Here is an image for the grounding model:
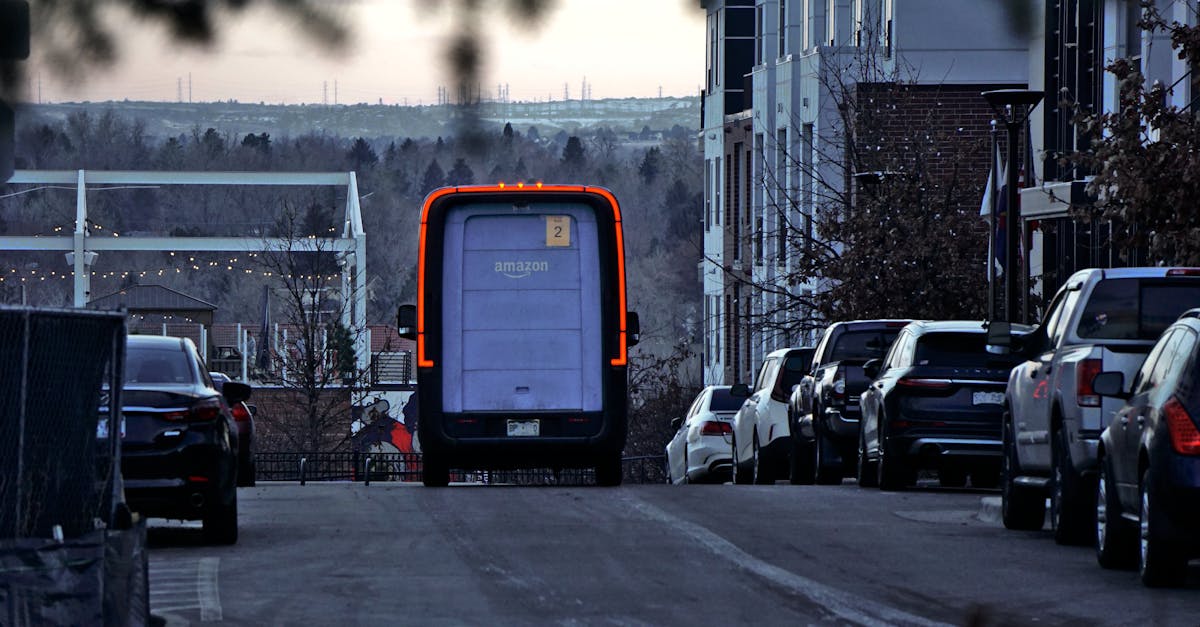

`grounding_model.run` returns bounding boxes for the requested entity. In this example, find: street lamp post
[982,89,1043,324]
